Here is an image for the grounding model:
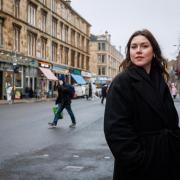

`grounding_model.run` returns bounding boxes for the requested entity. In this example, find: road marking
[104,156,111,159]
[73,154,79,158]
[33,154,49,158]
[63,165,84,171]
[42,154,49,157]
